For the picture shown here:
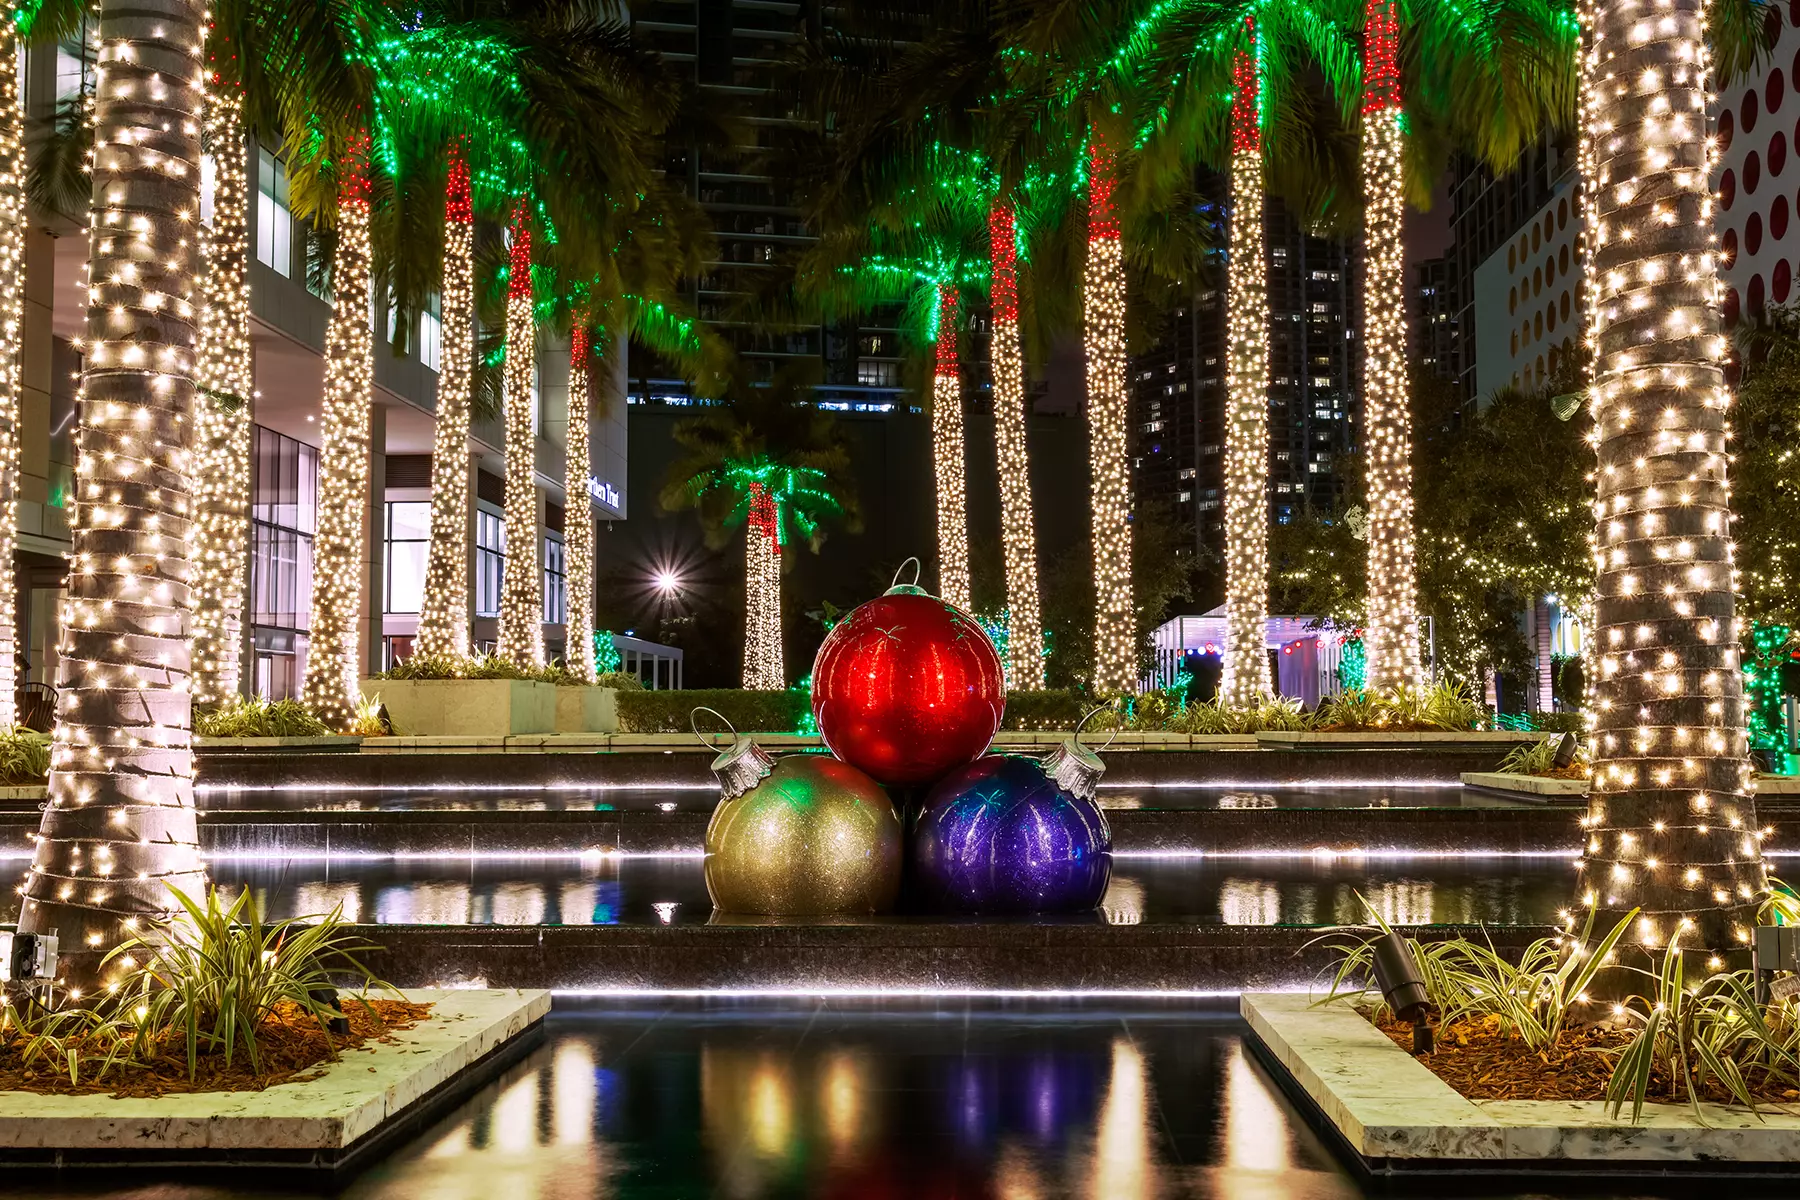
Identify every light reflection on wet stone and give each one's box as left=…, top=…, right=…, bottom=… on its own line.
left=333, top=1012, right=1362, bottom=1200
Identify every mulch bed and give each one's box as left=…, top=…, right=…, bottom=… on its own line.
left=0, top=998, right=432, bottom=1097
left=1372, top=1012, right=1800, bottom=1106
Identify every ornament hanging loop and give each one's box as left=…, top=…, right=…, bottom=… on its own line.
left=1074, top=702, right=1124, bottom=753
left=891, top=557, right=922, bottom=590
left=690, top=706, right=738, bottom=748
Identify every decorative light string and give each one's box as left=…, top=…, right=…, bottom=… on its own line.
left=1576, top=0, right=1762, bottom=952
left=0, top=13, right=31, bottom=730
left=562, top=326, right=595, bottom=682
left=1222, top=27, right=1272, bottom=707
left=497, top=196, right=542, bottom=667
left=187, top=70, right=251, bottom=705
left=1359, top=0, right=1423, bottom=692
left=987, top=202, right=1044, bottom=689
left=414, top=141, right=475, bottom=659
left=299, top=129, right=374, bottom=729
left=20, top=1, right=208, bottom=987
left=1085, top=134, right=1135, bottom=694
left=931, top=282, right=970, bottom=610
left=743, top=480, right=783, bottom=689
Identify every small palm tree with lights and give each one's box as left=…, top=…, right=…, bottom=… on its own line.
left=660, top=369, right=860, bottom=689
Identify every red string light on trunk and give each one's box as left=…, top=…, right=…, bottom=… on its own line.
left=1087, top=137, right=1120, bottom=243
left=1363, top=0, right=1402, bottom=114
left=446, top=141, right=472, bottom=226
left=1231, top=19, right=1260, bottom=156
left=748, top=480, right=781, bottom=549
left=508, top=195, right=532, bottom=300
left=342, top=129, right=372, bottom=210
left=936, top=283, right=960, bottom=376
left=988, top=204, right=1019, bottom=324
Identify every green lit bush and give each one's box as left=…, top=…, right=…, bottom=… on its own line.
left=615, top=689, right=811, bottom=733
left=194, top=697, right=332, bottom=739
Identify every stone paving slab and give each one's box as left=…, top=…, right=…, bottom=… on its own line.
left=1460, top=771, right=1588, bottom=800
left=1242, top=992, right=1800, bottom=1172
left=0, top=988, right=548, bottom=1170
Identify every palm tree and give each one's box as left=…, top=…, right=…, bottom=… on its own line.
left=188, top=63, right=255, bottom=705
left=299, top=126, right=379, bottom=727
left=17, top=0, right=211, bottom=991
left=799, top=4, right=1050, bottom=650
left=496, top=195, right=543, bottom=666
left=1577, top=0, right=1763, bottom=951
left=384, top=3, right=682, bottom=666
left=413, top=139, right=477, bottom=658
left=660, top=368, right=860, bottom=689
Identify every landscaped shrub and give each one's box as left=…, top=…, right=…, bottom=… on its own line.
left=1319, top=901, right=1800, bottom=1121
left=1314, top=679, right=1486, bottom=731
left=1, top=886, right=415, bottom=1092
left=594, top=671, right=643, bottom=691
left=998, top=689, right=1090, bottom=731
left=0, top=726, right=49, bottom=782
left=194, top=697, right=332, bottom=739
left=615, top=689, right=811, bottom=733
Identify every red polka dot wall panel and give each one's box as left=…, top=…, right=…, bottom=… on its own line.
left=1716, top=9, right=1800, bottom=324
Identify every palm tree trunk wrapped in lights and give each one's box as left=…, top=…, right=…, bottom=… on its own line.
left=0, top=15, right=29, bottom=730
left=19, top=0, right=208, bottom=989
left=931, top=282, right=970, bottom=611
left=1084, top=135, right=1134, bottom=694
left=986, top=202, right=1043, bottom=689
left=1577, top=0, right=1762, bottom=952
left=498, top=196, right=543, bottom=668
left=562, top=326, right=596, bottom=682
left=414, top=143, right=476, bottom=660
left=1359, top=0, right=1423, bottom=693
left=299, top=131, right=376, bottom=730
left=1222, top=30, right=1272, bottom=707
left=187, top=81, right=253, bottom=705
left=743, top=481, right=783, bottom=689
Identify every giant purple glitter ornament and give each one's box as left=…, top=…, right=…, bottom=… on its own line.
left=911, top=732, right=1112, bottom=915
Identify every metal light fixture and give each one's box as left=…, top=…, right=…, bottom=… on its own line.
left=1553, top=731, right=1579, bottom=770
left=1372, top=930, right=1434, bottom=1054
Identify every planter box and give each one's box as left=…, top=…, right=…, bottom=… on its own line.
left=1242, top=992, right=1800, bottom=1180
left=554, top=685, right=620, bottom=734
left=195, top=736, right=363, bottom=753
left=358, top=679, right=556, bottom=736
left=1460, top=771, right=1588, bottom=802
left=0, top=989, right=548, bottom=1176
left=1256, top=730, right=1549, bottom=750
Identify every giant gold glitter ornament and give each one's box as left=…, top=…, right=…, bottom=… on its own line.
left=700, top=717, right=902, bottom=916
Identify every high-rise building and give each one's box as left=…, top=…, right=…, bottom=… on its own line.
left=627, top=1, right=916, bottom=410
left=1411, top=257, right=1458, bottom=382
left=1444, top=136, right=1571, bottom=399
left=1130, top=181, right=1358, bottom=574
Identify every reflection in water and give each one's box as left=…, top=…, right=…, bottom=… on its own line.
left=324, top=1013, right=1361, bottom=1200
left=0, top=855, right=1564, bottom=931
left=1101, top=877, right=1145, bottom=925
left=293, top=880, right=361, bottom=923
left=1220, top=877, right=1282, bottom=926
left=1090, top=1038, right=1154, bottom=1200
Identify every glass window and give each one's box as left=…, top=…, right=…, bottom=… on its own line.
left=256, top=147, right=292, bottom=276
left=248, top=426, right=317, bottom=634
left=542, top=537, right=566, bottom=625
left=384, top=501, right=431, bottom=614
left=420, top=293, right=443, bottom=371
left=475, top=508, right=505, bottom=618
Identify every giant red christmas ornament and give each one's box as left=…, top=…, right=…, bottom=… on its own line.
left=811, top=565, right=1005, bottom=786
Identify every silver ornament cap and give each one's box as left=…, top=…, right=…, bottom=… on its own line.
left=709, top=735, right=777, bottom=800
left=1041, top=736, right=1106, bottom=802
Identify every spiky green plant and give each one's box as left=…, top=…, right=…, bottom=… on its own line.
left=105, top=886, right=391, bottom=1082
left=194, top=697, right=333, bottom=739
